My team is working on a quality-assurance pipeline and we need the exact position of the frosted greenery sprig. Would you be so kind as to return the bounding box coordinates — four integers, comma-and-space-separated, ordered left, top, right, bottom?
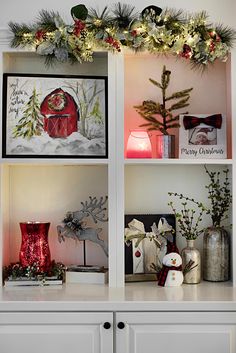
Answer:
168, 192, 206, 240
3, 260, 65, 281
204, 166, 232, 227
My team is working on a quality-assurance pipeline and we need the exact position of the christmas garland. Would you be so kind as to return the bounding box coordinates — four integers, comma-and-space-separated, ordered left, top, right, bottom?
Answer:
8, 3, 236, 68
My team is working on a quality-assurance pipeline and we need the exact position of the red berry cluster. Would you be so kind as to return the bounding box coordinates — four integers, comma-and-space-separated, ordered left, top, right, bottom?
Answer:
209, 41, 215, 52
181, 44, 192, 59
105, 36, 121, 52
73, 20, 86, 36
130, 30, 138, 37
209, 31, 221, 42
35, 29, 46, 41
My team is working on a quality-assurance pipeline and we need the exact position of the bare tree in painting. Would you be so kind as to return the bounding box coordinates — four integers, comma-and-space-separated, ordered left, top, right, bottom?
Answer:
63, 80, 104, 139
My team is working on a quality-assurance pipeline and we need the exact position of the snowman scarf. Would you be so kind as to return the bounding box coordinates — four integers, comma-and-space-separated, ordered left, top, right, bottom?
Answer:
158, 264, 182, 287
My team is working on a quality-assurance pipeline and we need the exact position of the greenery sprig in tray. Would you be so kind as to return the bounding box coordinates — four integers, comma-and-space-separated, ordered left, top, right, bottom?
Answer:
3, 260, 65, 285
9, 3, 236, 68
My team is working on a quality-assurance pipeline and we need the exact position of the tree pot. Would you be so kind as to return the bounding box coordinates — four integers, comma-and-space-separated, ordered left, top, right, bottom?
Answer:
156, 135, 175, 158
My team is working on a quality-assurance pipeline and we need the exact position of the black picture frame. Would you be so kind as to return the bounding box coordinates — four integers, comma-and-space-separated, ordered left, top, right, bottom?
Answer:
2, 73, 108, 158
125, 213, 176, 282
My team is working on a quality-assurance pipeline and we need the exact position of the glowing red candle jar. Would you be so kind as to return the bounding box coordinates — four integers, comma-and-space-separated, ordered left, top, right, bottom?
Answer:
126, 130, 152, 158
19, 222, 51, 272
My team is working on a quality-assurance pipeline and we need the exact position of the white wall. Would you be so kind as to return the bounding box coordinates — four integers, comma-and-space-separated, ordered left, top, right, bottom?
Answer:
9, 165, 108, 267
1, 0, 235, 29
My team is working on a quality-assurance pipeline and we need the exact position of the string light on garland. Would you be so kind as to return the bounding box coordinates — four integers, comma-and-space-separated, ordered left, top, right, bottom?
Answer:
8, 3, 236, 68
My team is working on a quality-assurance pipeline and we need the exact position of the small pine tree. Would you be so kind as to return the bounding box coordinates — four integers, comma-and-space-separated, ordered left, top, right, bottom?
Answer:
13, 87, 43, 139
134, 66, 193, 135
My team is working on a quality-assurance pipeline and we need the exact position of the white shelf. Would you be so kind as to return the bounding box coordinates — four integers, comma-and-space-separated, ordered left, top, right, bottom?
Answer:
125, 158, 233, 165
0, 281, 235, 311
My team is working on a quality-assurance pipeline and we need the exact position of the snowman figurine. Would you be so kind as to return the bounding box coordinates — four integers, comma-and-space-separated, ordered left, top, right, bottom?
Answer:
158, 243, 183, 287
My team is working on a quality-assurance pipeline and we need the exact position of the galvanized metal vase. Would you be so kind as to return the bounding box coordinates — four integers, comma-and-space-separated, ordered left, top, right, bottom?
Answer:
156, 135, 175, 159
203, 227, 229, 282
181, 240, 201, 284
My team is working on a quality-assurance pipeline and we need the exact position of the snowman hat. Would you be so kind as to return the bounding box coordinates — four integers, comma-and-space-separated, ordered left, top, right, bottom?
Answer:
166, 240, 179, 254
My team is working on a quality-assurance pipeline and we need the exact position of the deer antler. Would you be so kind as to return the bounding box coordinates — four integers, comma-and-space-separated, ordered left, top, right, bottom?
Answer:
80, 196, 108, 223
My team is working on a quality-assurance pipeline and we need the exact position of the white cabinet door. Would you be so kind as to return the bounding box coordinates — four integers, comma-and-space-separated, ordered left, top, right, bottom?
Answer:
116, 312, 236, 353
0, 312, 113, 353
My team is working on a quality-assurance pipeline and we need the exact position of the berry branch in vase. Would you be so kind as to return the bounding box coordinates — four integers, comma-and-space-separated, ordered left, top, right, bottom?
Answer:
168, 192, 206, 240
204, 165, 232, 228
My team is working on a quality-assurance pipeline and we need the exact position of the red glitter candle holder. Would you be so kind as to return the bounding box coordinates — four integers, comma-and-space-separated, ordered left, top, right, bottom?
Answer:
19, 222, 51, 272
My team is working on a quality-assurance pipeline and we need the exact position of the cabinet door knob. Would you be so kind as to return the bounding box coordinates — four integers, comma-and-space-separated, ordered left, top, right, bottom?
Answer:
103, 322, 111, 329
117, 321, 125, 329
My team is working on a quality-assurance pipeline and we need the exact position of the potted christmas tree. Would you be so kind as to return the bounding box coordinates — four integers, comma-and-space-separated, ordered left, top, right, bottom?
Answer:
134, 65, 192, 158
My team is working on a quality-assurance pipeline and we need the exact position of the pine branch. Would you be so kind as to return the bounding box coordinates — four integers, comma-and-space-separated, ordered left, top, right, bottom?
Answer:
44, 54, 57, 67
161, 66, 171, 89
169, 96, 190, 111
149, 78, 162, 89
166, 115, 179, 123
190, 10, 209, 25
166, 123, 180, 129
112, 2, 138, 29
134, 100, 162, 114
215, 24, 236, 47
162, 8, 184, 24
137, 114, 159, 123
8, 22, 35, 47
87, 6, 111, 29
165, 88, 193, 101
9, 21, 34, 35
37, 10, 62, 31
140, 119, 164, 127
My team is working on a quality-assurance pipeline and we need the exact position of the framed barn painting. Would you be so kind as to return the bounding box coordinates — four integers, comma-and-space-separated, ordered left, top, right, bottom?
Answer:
2, 73, 108, 158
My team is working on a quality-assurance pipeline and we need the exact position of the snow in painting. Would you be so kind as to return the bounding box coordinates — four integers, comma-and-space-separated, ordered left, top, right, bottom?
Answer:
5, 75, 107, 157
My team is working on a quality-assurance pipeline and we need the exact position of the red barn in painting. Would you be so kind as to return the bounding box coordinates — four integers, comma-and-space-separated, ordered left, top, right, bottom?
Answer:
40, 88, 78, 138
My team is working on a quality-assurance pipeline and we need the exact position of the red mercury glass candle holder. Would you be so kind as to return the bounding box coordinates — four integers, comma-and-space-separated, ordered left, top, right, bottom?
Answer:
19, 222, 51, 272
126, 130, 152, 158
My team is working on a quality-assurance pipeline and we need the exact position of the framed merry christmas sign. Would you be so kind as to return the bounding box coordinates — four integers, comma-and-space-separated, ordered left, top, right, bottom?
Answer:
179, 114, 226, 159
2, 73, 108, 158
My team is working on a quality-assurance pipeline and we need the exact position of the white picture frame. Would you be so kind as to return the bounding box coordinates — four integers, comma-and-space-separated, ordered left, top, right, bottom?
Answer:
179, 114, 227, 159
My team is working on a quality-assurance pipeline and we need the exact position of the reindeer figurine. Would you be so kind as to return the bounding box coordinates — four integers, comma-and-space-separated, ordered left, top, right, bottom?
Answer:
57, 196, 108, 257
